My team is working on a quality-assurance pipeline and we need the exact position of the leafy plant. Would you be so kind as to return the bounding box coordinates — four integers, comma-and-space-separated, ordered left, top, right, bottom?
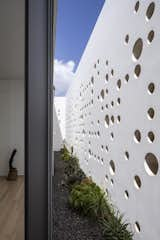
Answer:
61, 146, 70, 161
61, 146, 133, 239
69, 181, 111, 219
101, 212, 133, 240
64, 156, 79, 176
60, 145, 68, 154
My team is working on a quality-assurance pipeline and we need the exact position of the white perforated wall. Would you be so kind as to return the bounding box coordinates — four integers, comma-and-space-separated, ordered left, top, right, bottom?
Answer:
54, 97, 66, 140
65, 1, 160, 239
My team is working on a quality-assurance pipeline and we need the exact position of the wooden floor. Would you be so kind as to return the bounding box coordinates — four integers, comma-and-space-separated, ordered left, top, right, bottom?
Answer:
0, 176, 24, 240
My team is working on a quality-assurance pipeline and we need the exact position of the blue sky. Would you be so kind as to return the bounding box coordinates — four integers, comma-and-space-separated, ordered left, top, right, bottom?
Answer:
54, 0, 105, 96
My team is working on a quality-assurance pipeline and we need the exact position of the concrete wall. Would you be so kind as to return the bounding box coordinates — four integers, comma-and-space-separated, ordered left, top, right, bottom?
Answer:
54, 97, 66, 140
0, 80, 24, 176
66, 1, 160, 239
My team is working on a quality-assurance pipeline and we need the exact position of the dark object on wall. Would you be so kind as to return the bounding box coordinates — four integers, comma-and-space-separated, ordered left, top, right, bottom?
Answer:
7, 149, 18, 181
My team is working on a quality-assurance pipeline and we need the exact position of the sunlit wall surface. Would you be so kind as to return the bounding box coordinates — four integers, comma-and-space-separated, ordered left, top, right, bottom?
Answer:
54, 97, 66, 140
66, 1, 160, 239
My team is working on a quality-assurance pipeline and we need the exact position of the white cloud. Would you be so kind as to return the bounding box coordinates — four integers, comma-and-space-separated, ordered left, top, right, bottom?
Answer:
54, 59, 75, 96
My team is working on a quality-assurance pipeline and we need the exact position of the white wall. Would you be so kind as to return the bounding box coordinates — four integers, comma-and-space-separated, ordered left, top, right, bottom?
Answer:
53, 104, 63, 151
54, 97, 66, 140
66, 1, 160, 239
0, 80, 24, 176
0, 0, 24, 80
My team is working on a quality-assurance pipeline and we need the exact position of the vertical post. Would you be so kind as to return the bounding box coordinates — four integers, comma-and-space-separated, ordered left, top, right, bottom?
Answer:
25, 0, 54, 239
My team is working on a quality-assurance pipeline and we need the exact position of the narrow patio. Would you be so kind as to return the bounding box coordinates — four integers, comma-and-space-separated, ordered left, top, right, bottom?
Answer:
53, 151, 104, 240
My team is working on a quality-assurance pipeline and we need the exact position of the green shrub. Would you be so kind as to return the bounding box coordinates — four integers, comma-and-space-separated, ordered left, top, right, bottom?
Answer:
68, 176, 133, 239
101, 212, 133, 240
64, 156, 79, 176
66, 168, 86, 188
60, 145, 68, 154
61, 147, 86, 186
61, 146, 133, 239
61, 146, 70, 161
69, 181, 111, 219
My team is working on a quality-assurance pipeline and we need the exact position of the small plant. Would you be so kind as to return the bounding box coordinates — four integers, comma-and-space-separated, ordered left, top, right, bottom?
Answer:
61, 146, 70, 161
60, 146, 133, 239
67, 168, 86, 186
101, 212, 133, 240
61, 146, 86, 186
69, 181, 111, 219
64, 156, 79, 176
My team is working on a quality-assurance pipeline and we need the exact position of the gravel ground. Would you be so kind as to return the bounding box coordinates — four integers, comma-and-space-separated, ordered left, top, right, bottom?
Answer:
53, 151, 105, 240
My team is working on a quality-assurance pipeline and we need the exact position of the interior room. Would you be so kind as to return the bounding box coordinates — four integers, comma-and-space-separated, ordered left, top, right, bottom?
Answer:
0, 0, 25, 239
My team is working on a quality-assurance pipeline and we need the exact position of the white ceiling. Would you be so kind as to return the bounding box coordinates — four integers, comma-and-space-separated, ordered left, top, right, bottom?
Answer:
0, 0, 24, 80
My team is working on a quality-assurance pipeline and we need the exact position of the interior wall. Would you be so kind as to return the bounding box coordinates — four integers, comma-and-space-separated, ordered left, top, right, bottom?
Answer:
0, 0, 24, 80
0, 79, 24, 176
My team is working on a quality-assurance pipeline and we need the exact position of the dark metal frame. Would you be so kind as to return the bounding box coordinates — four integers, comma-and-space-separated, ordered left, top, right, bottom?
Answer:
25, 0, 55, 239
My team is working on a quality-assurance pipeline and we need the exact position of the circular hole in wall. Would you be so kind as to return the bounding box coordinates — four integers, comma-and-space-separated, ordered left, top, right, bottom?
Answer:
109, 160, 115, 175
147, 131, 155, 143
148, 82, 155, 94
117, 98, 121, 105
125, 34, 129, 44
147, 30, 154, 43
105, 174, 109, 181
134, 175, 141, 189
132, 38, 143, 60
146, 2, 155, 20
134, 130, 141, 143
134, 1, 140, 13
135, 222, 141, 233
111, 132, 114, 140
111, 69, 114, 76
100, 89, 105, 100
144, 152, 159, 176
117, 79, 121, 90
106, 74, 109, 82
134, 64, 141, 78
105, 115, 110, 127
117, 115, 121, 123
147, 107, 155, 119
125, 74, 129, 82
91, 76, 94, 84
125, 151, 129, 160
124, 190, 129, 199
111, 179, 114, 186
111, 101, 114, 107
111, 115, 114, 124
